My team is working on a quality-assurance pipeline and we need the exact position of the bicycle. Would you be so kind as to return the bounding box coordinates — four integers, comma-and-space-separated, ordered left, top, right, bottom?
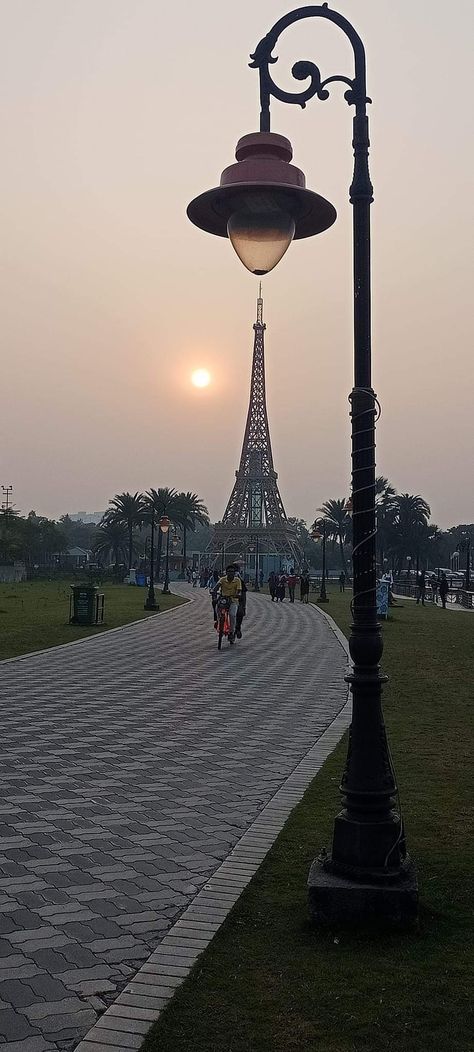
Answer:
215, 595, 232, 650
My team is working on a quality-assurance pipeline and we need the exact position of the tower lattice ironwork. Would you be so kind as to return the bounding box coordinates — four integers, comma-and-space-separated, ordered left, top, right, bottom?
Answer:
213, 289, 300, 565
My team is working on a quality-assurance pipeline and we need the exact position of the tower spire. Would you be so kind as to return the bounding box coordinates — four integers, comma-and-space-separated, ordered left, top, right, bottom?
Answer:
256, 282, 263, 325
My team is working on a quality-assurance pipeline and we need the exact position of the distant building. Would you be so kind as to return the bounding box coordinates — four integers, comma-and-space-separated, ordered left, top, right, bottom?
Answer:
70, 512, 104, 524
66, 547, 92, 568
0, 562, 27, 583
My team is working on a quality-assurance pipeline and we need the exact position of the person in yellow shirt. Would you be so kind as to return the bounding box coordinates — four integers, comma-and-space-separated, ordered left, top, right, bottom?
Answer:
216, 566, 242, 642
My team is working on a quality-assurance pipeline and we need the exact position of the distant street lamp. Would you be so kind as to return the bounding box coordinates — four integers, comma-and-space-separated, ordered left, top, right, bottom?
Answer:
144, 506, 159, 611
459, 533, 471, 590
311, 522, 328, 603
187, 5, 417, 924
159, 515, 171, 595
254, 536, 260, 592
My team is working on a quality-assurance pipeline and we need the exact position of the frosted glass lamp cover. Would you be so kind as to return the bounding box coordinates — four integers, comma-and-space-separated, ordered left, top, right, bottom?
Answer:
227, 208, 295, 274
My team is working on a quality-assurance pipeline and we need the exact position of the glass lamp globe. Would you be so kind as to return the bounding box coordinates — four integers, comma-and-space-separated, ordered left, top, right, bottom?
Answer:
227, 208, 295, 275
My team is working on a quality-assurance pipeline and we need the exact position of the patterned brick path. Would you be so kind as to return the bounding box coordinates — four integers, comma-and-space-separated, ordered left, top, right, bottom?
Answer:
0, 586, 347, 1052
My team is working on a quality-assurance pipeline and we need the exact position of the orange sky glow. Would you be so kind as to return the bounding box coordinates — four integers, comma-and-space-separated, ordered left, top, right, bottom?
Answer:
1, 0, 472, 529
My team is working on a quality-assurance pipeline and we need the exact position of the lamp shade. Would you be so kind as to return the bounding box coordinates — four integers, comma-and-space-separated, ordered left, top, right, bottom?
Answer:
159, 515, 171, 533
187, 132, 336, 274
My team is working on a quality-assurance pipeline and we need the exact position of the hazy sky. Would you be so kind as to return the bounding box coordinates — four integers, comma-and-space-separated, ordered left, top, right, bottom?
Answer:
1, 1, 472, 529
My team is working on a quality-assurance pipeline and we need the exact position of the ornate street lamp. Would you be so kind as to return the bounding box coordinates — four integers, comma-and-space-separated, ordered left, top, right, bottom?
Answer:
311, 521, 328, 603
188, 5, 417, 925
159, 515, 171, 595
144, 506, 159, 611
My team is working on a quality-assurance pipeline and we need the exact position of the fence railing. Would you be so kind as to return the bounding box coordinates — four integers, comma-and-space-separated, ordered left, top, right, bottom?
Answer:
393, 580, 473, 608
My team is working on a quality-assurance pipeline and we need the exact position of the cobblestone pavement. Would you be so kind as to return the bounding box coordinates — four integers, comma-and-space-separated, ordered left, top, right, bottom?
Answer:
0, 586, 348, 1052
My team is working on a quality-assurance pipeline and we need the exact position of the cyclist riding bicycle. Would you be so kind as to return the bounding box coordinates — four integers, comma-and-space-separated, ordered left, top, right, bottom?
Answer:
213, 565, 242, 644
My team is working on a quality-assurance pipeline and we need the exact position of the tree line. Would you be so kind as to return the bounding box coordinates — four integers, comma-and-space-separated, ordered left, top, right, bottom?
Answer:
1, 478, 471, 577
94, 490, 209, 572
299, 477, 473, 574
0, 490, 209, 573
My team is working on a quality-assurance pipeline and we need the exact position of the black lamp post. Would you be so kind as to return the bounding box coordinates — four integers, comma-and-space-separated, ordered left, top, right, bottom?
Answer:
187, 5, 417, 925
254, 536, 260, 591
460, 533, 471, 591
312, 520, 328, 603
160, 515, 171, 595
144, 507, 159, 611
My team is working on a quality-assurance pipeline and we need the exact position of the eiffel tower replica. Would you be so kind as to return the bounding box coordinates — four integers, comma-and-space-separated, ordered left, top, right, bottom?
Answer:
213, 287, 300, 567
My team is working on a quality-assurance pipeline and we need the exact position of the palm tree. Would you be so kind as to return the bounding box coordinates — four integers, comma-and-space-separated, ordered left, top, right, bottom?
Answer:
175, 492, 209, 570
318, 498, 351, 573
375, 477, 397, 570
94, 521, 129, 576
375, 476, 396, 500
147, 488, 179, 581
393, 493, 431, 571
103, 492, 145, 571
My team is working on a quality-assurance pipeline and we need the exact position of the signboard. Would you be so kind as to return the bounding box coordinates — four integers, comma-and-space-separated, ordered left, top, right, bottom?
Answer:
76, 592, 90, 619
377, 579, 389, 618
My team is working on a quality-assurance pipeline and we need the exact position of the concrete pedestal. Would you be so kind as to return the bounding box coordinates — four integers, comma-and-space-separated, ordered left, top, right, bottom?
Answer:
308, 856, 418, 928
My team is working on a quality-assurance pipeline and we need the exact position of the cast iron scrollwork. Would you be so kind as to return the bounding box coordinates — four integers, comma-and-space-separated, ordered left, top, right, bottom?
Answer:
249, 3, 371, 132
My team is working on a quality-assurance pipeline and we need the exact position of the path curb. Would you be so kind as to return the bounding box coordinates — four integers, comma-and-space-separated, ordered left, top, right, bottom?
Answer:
0, 590, 190, 666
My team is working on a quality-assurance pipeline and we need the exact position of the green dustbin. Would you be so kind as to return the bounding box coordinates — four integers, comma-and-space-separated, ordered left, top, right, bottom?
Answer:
69, 584, 104, 625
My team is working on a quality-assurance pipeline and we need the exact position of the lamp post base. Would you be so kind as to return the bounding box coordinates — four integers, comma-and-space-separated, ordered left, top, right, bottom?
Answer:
318, 595, 329, 603
308, 856, 418, 928
144, 596, 159, 611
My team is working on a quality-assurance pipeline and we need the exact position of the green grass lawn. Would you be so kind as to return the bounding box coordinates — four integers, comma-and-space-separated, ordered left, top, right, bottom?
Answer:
142, 586, 474, 1052
0, 579, 186, 661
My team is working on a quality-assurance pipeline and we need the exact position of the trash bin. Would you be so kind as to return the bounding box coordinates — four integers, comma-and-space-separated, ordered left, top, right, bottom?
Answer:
69, 585, 105, 625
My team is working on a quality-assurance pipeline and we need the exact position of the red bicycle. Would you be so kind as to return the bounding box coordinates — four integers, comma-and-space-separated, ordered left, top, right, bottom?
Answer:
215, 595, 232, 650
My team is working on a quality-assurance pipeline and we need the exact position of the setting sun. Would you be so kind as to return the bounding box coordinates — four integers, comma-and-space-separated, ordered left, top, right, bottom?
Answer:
191, 368, 211, 388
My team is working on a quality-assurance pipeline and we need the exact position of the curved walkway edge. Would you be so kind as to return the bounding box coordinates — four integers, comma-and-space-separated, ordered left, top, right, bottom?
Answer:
75, 603, 352, 1052
0, 597, 191, 668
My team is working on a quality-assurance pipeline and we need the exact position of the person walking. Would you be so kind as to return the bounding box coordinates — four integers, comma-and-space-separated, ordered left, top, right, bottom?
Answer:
300, 572, 309, 603
232, 562, 247, 639
259, 568, 264, 588
276, 572, 287, 602
439, 572, 449, 609
268, 571, 276, 601
430, 574, 438, 604
192, 568, 199, 588
287, 568, 297, 603
416, 570, 426, 606
339, 570, 346, 592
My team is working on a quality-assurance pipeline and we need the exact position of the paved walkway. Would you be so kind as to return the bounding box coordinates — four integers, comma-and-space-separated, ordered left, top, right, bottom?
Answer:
0, 586, 348, 1052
